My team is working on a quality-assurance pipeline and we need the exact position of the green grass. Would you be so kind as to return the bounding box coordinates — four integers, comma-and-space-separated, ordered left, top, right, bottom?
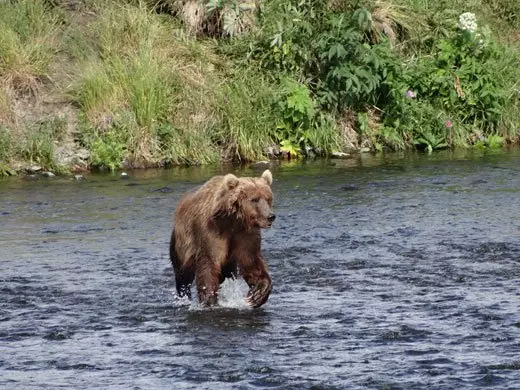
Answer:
69, 1, 286, 169
213, 69, 280, 162
0, 0, 62, 93
70, 2, 183, 168
17, 116, 67, 170
0, 125, 12, 162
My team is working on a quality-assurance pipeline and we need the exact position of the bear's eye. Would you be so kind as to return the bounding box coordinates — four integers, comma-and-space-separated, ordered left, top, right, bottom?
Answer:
251, 197, 260, 203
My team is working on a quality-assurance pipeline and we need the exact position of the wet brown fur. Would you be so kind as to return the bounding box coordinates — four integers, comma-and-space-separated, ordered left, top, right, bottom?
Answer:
170, 170, 275, 308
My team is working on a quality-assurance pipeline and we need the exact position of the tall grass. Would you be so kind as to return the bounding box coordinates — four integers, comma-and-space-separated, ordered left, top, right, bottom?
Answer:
0, 86, 15, 127
16, 116, 67, 170
71, 2, 180, 168
0, 0, 62, 93
214, 69, 279, 162
0, 0, 64, 173
0, 125, 12, 162
70, 1, 284, 169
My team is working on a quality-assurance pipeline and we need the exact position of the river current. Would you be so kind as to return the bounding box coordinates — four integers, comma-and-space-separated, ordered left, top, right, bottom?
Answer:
1, 150, 519, 389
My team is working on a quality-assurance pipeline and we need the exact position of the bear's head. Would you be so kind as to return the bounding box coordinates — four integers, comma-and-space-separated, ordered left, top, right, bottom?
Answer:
213, 170, 275, 230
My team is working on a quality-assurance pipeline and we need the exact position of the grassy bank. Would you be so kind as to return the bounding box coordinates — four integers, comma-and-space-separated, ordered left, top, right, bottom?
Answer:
1, 0, 520, 175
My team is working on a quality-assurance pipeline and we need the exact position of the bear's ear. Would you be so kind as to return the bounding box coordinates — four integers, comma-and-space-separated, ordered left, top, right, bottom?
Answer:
224, 173, 239, 189
261, 169, 273, 186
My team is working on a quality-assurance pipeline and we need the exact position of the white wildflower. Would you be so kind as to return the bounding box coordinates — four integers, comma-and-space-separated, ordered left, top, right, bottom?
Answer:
459, 12, 477, 33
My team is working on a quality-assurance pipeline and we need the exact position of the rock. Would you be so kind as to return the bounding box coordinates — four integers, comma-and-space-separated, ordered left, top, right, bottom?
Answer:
120, 172, 130, 179
54, 146, 90, 170
264, 145, 280, 158
24, 174, 39, 181
250, 161, 270, 170
28, 165, 42, 173
54, 146, 73, 166
330, 152, 350, 159
41, 171, 56, 177
71, 161, 89, 173
76, 148, 90, 160
340, 184, 360, 191
150, 186, 173, 193
360, 147, 371, 153
304, 147, 316, 158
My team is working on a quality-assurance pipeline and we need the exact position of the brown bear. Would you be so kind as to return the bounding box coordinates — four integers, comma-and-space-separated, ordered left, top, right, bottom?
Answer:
169, 169, 275, 308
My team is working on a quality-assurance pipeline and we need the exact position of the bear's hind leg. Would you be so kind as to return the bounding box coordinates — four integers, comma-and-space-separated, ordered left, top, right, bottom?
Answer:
175, 270, 194, 299
170, 228, 194, 299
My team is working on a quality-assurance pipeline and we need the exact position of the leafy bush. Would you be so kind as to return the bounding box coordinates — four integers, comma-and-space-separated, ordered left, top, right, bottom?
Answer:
229, 1, 520, 153
275, 78, 315, 155
410, 15, 506, 127
90, 131, 126, 171
379, 11, 516, 150
273, 78, 340, 156
314, 11, 399, 113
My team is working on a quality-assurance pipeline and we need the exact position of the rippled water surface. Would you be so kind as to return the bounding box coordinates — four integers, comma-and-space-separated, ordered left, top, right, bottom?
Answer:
1, 150, 520, 389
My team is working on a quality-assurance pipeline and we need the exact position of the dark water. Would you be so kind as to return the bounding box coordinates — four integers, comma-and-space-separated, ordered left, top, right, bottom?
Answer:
1, 150, 520, 389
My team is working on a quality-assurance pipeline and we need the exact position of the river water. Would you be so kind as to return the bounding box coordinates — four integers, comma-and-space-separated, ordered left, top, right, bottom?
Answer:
1, 150, 519, 389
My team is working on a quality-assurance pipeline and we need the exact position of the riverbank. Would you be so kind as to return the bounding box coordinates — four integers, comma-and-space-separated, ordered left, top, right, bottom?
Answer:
1, 0, 520, 176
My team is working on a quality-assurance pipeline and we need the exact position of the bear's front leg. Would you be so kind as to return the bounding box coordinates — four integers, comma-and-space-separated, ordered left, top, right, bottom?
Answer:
244, 272, 272, 308
232, 234, 272, 308
195, 264, 220, 307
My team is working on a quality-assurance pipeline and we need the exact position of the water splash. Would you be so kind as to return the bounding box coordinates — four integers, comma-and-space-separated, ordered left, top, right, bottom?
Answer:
185, 278, 251, 311
217, 278, 250, 309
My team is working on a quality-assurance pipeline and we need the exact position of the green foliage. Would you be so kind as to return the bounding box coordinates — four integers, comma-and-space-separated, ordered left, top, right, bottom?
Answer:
410, 25, 506, 128
473, 134, 505, 149
245, 1, 400, 115
275, 78, 315, 156
314, 14, 398, 113
126, 50, 174, 130
274, 79, 340, 156
89, 130, 126, 172
0, 162, 16, 176
1, 117, 67, 174
229, 1, 520, 153
72, 2, 175, 128
357, 9, 517, 151
253, 0, 320, 75
487, 134, 505, 148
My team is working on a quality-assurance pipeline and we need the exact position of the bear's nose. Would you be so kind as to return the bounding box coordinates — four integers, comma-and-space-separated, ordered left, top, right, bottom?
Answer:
267, 213, 276, 223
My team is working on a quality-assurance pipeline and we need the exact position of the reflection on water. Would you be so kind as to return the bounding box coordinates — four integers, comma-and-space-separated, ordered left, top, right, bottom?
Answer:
1, 149, 520, 389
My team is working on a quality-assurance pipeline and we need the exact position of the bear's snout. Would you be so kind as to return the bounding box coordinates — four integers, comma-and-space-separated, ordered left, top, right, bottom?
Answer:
267, 213, 276, 225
